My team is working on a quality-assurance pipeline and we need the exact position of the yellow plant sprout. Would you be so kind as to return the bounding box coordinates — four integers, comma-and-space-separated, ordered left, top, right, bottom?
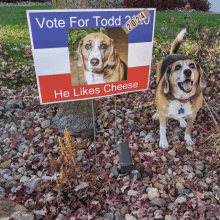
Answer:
59, 128, 77, 165
58, 165, 65, 183
48, 153, 56, 169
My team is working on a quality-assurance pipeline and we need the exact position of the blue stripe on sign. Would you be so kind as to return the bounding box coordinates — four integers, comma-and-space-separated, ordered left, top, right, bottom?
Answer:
29, 10, 154, 49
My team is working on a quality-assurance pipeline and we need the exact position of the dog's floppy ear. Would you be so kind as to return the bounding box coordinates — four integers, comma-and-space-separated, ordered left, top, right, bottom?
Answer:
77, 40, 84, 67
163, 66, 171, 94
196, 62, 206, 89
107, 39, 116, 66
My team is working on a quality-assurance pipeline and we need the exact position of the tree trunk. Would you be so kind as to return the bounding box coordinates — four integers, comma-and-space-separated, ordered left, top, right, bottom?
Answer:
51, 0, 124, 139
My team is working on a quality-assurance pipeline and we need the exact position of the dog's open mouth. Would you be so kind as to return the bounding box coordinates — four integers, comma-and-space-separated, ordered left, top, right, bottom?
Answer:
178, 79, 193, 93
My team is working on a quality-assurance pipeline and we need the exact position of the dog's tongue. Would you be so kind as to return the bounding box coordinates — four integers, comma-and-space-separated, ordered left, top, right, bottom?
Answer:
183, 80, 191, 91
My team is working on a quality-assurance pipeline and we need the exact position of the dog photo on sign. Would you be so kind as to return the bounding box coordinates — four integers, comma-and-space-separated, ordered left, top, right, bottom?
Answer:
67, 27, 128, 86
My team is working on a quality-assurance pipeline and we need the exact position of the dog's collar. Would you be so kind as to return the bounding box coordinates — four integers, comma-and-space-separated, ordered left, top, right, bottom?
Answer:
171, 92, 192, 103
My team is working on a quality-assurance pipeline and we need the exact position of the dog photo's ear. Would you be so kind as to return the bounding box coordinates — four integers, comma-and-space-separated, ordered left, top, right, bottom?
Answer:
196, 62, 206, 88
107, 39, 116, 66
163, 66, 171, 94
77, 40, 84, 67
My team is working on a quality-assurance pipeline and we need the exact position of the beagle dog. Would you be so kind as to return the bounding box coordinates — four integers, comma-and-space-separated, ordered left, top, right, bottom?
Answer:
77, 32, 127, 85
153, 29, 206, 148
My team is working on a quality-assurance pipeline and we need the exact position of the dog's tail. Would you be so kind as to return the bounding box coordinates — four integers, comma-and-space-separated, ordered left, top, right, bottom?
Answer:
170, 28, 187, 54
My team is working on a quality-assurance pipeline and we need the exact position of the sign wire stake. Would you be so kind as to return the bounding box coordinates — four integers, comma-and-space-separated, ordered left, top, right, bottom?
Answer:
114, 95, 118, 153
92, 99, 97, 158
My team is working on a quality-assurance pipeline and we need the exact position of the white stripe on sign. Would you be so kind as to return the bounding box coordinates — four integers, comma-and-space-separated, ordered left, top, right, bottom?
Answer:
33, 47, 71, 76
128, 42, 153, 68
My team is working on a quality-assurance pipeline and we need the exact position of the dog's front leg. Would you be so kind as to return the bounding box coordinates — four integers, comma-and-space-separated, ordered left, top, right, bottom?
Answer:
159, 114, 169, 148
184, 114, 196, 145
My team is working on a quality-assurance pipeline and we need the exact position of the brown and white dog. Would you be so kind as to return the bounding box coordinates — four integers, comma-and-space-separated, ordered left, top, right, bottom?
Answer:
77, 32, 127, 85
153, 29, 206, 148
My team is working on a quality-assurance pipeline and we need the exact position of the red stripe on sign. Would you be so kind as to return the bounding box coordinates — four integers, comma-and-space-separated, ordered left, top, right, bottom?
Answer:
39, 66, 149, 104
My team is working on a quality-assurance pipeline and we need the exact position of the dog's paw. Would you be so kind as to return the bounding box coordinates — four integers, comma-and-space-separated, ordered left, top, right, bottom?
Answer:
184, 134, 195, 146
179, 118, 187, 128
159, 138, 169, 148
152, 113, 159, 121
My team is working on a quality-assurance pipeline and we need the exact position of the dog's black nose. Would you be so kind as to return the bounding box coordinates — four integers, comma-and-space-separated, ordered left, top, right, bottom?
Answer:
90, 58, 99, 66
184, 69, 192, 77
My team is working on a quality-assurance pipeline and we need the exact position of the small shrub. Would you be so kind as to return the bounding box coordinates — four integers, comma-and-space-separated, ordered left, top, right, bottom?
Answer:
124, 0, 211, 11
124, 0, 185, 11
1, 0, 48, 2
187, 0, 211, 11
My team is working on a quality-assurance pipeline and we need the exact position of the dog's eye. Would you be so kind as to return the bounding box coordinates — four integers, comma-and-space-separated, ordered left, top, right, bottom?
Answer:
85, 44, 91, 50
175, 65, 181, 71
189, 63, 195, 69
100, 44, 107, 50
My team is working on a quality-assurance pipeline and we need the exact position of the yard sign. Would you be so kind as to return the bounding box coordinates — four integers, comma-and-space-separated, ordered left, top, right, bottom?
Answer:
26, 8, 156, 104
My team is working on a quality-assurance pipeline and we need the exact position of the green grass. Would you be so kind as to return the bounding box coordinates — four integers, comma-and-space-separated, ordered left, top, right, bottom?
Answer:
155, 11, 220, 40
0, 5, 220, 88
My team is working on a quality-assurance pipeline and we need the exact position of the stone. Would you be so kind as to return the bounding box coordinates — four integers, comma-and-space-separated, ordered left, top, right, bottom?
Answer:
125, 214, 136, 220
110, 167, 118, 178
177, 188, 191, 195
154, 183, 165, 190
115, 211, 124, 220
176, 182, 184, 190
14, 174, 22, 181
121, 205, 129, 217
145, 134, 152, 142
52, 102, 94, 139
198, 181, 209, 190
167, 202, 178, 211
206, 178, 212, 184
165, 215, 173, 220
8, 124, 17, 133
0, 198, 34, 219
161, 156, 167, 162
18, 144, 25, 154
147, 188, 160, 200
5, 99, 20, 110
20, 176, 30, 183
195, 161, 204, 171
154, 210, 164, 219
0, 169, 12, 177
41, 120, 50, 129
0, 160, 11, 169
150, 198, 167, 207
0, 186, 5, 198
168, 168, 172, 174
168, 149, 176, 156
196, 170, 203, 178
169, 188, 176, 197
18, 167, 25, 174
8, 149, 17, 158
45, 128, 54, 135
212, 186, 220, 196
105, 162, 112, 169
175, 197, 187, 204
104, 212, 114, 220
34, 127, 41, 132
139, 131, 147, 137
77, 149, 85, 157
4, 181, 18, 189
